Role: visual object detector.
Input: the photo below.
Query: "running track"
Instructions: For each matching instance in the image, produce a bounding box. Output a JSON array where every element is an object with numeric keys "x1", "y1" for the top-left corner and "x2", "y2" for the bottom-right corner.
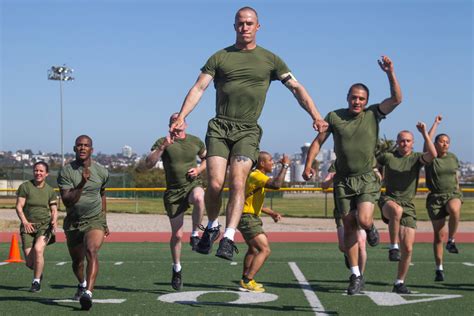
[{"x1": 1, "y1": 232, "x2": 473, "y2": 243}]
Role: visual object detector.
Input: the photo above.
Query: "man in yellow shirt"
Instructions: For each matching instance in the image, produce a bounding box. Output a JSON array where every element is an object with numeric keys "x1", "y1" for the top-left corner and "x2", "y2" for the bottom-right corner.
[{"x1": 238, "y1": 151, "x2": 289, "y2": 293}]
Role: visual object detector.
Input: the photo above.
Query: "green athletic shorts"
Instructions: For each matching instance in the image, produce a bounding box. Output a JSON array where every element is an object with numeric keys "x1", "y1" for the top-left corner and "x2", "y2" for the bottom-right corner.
[
  {"x1": 164, "y1": 180, "x2": 202, "y2": 219},
  {"x1": 378, "y1": 195, "x2": 417, "y2": 229},
  {"x1": 333, "y1": 171, "x2": 381, "y2": 218},
  {"x1": 426, "y1": 191, "x2": 463, "y2": 221},
  {"x1": 238, "y1": 213, "x2": 265, "y2": 241},
  {"x1": 205, "y1": 117, "x2": 262, "y2": 163},
  {"x1": 20, "y1": 220, "x2": 54, "y2": 249},
  {"x1": 63, "y1": 212, "x2": 107, "y2": 248}
]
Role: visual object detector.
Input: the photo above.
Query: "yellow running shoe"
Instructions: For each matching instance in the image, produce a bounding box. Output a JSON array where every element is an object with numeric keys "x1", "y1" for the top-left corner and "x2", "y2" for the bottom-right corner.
[{"x1": 239, "y1": 279, "x2": 265, "y2": 293}]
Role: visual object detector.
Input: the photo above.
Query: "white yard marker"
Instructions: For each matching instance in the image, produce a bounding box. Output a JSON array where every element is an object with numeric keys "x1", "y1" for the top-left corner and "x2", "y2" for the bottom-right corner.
[
  {"x1": 53, "y1": 299, "x2": 126, "y2": 304},
  {"x1": 0, "y1": 262, "x2": 9, "y2": 266},
  {"x1": 230, "y1": 262, "x2": 238, "y2": 266},
  {"x1": 288, "y1": 262, "x2": 328, "y2": 316},
  {"x1": 462, "y1": 262, "x2": 474, "y2": 267},
  {"x1": 56, "y1": 262, "x2": 67, "y2": 266},
  {"x1": 114, "y1": 262, "x2": 124, "y2": 265}
]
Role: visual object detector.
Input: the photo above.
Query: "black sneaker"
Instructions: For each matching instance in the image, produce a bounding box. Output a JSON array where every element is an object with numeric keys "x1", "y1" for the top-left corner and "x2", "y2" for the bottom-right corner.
[
  {"x1": 215, "y1": 237, "x2": 239, "y2": 261},
  {"x1": 389, "y1": 248, "x2": 401, "y2": 262},
  {"x1": 73, "y1": 284, "x2": 87, "y2": 300},
  {"x1": 196, "y1": 226, "x2": 221, "y2": 254},
  {"x1": 446, "y1": 241, "x2": 459, "y2": 254},
  {"x1": 435, "y1": 270, "x2": 445, "y2": 282},
  {"x1": 347, "y1": 274, "x2": 363, "y2": 295},
  {"x1": 29, "y1": 281, "x2": 41, "y2": 293},
  {"x1": 392, "y1": 282, "x2": 411, "y2": 294},
  {"x1": 171, "y1": 269, "x2": 183, "y2": 291},
  {"x1": 79, "y1": 292, "x2": 92, "y2": 311},
  {"x1": 190, "y1": 236, "x2": 200, "y2": 251},
  {"x1": 366, "y1": 225, "x2": 380, "y2": 247},
  {"x1": 344, "y1": 254, "x2": 350, "y2": 270}
]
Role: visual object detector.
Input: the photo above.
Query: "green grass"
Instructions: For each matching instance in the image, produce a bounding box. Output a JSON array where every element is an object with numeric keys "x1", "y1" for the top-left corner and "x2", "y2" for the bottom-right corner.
[
  {"x1": 1, "y1": 194, "x2": 473, "y2": 220},
  {"x1": 0, "y1": 242, "x2": 473, "y2": 315}
]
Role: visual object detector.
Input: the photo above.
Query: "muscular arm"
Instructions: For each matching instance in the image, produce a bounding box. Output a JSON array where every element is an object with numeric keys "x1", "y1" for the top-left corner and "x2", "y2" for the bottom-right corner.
[
  {"x1": 378, "y1": 56, "x2": 403, "y2": 115},
  {"x1": 281, "y1": 74, "x2": 328, "y2": 132},
  {"x1": 49, "y1": 203, "x2": 58, "y2": 231},
  {"x1": 265, "y1": 166, "x2": 288, "y2": 190},
  {"x1": 145, "y1": 147, "x2": 165, "y2": 169},
  {"x1": 417, "y1": 122, "x2": 438, "y2": 164},
  {"x1": 15, "y1": 196, "x2": 35, "y2": 233},
  {"x1": 60, "y1": 179, "x2": 87, "y2": 208},
  {"x1": 303, "y1": 132, "x2": 330, "y2": 180},
  {"x1": 261, "y1": 206, "x2": 282, "y2": 222},
  {"x1": 187, "y1": 150, "x2": 208, "y2": 179},
  {"x1": 424, "y1": 115, "x2": 442, "y2": 152},
  {"x1": 170, "y1": 73, "x2": 213, "y2": 133}
]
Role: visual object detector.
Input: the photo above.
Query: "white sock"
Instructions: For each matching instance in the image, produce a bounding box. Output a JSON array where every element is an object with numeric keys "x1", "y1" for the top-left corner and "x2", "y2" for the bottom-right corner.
[
  {"x1": 350, "y1": 266, "x2": 361, "y2": 277},
  {"x1": 80, "y1": 281, "x2": 87, "y2": 288},
  {"x1": 223, "y1": 228, "x2": 236, "y2": 241},
  {"x1": 207, "y1": 219, "x2": 219, "y2": 229},
  {"x1": 173, "y1": 263, "x2": 182, "y2": 272},
  {"x1": 85, "y1": 290, "x2": 92, "y2": 297},
  {"x1": 395, "y1": 279, "x2": 404, "y2": 285},
  {"x1": 448, "y1": 238, "x2": 455, "y2": 243},
  {"x1": 33, "y1": 278, "x2": 41, "y2": 284},
  {"x1": 390, "y1": 243, "x2": 399, "y2": 250},
  {"x1": 191, "y1": 231, "x2": 199, "y2": 237},
  {"x1": 437, "y1": 264, "x2": 443, "y2": 271}
]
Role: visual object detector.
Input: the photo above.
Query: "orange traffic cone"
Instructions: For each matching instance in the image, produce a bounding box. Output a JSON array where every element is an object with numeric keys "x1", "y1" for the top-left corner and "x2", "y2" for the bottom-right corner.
[{"x1": 5, "y1": 234, "x2": 24, "y2": 263}]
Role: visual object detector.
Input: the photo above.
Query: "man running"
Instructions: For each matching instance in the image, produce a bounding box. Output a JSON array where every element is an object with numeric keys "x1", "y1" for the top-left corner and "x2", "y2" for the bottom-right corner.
[
  {"x1": 303, "y1": 56, "x2": 402, "y2": 295},
  {"x1": 146, "y1": 113, "x2": 206, "y2": 291},
  {"x1": 170, "y1": 6, "x2": 327, "y2": 261}
]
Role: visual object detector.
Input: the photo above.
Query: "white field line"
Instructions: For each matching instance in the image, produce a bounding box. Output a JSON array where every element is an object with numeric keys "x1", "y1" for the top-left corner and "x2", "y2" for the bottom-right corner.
[{"x1": 288, "y1": 262, "x2": 328, "y2": 316}]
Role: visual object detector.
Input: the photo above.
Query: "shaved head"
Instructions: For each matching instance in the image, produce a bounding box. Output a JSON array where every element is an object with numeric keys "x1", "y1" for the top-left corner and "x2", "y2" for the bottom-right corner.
[{"x1": 235, "y1": 6, "x2": 259, "y2": 22}]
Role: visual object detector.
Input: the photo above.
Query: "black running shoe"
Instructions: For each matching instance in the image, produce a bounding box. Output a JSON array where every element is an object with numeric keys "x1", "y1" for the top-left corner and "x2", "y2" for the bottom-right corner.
[
  {"x1": 347, "y1": 274, "x2": 363, "y2": 295},
  {"x1": 435, "y1": 270, "x2": 445, "y2": 282},
  {"x1": 446, "y1": 241, "x2": 459, "y2": 254},
  {"x1": 171, "y1": 269, "x2": 183, "y2": 291},
  {"x1": 366, "y1": 224, "x2": 380, "y2": 247},
  {"x1": 388, "y1": 248, "x2": 401, "y2": 262},
  {"x1": 196, "y1": 226, "x2": 221, "y2": 254},
  {"x1": 29, "y1": 281, "x2": 41, "y2": 293},
  {"x1": 344, "y1": 254, "x2": 350, "y2": 270},
  {"x1": 73, "y1": 284, "x2": 87, "y2": 300},
  {"x1": 392, "y1": 282, "x2": 411, "y2": 294},
  {"x1": 190, "y1": 236, "x2": 200, "y2": 251},
  {"x1": 79, "y1": 292, "x2": 92, "y2": 311},
  {"x1": 215, "y1": 237, "x2": 239, "y2": 261}
]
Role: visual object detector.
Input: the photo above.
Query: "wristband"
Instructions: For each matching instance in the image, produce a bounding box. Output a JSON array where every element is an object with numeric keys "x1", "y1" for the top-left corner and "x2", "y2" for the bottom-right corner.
[{"x1": 282, "y1": 163, "x2": 290, "y2": 169}]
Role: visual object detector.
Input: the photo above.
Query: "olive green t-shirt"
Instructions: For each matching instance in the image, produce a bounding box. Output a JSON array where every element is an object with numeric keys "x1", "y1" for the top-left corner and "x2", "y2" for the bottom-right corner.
[
  {"x1": 326, "y1": 104, "x2": 385, "y2": 177},
  {"x1": 151, "y1": 134, "x2": 206, "y2": 189},
  {"x1": 377, "y1": 151, "x2": 423, "y2": 201},
  {"x1": 201, "y1": 45, "x2": 290, "y2": 123},
  {"x1": 57, "y1": 161, "x2": 109, "y2": 219},
  {"x1": 17, "y1": 180, "x2": 57, "y2": 222},
  {"x1": 426, "y1": 152, "x2": 460, "y2": 193}
]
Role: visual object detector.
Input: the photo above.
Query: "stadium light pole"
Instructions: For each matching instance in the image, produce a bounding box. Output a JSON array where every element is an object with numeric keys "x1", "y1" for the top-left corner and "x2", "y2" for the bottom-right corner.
[{"x1": 47, "y1": 65, "x2": 74, "y2": 166}]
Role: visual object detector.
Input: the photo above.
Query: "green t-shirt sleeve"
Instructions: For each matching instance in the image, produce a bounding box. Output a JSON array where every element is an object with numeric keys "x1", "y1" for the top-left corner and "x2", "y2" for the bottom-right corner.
[
  {"x1": 200, "y1": 52, "x2": 220, "y2": 77},
  {"x1": 57, "y1": 168, "x2": 73, "y2": 190},
  {"x1": 17, "y1": 182, "x2": 28, "y2": 198},
  {"x1": 102, "y1": 169, "x2": 109, "y2": 190},
  {"x1": 324, "y1": 112, "x2": 334, "y2": 134},
  {"x1": 151, "y1": 138, "x2": 165, "y2": 151},
  {"x1": 198, "y1": 138, "x2": 206, "y2": 157},
  {"x1": 367, "y1": 104, "x2": 386, "y2": 122},
  {"x1": 48, "y1": 188, "x2": 58, "y2": 204},
  {"x1": 271, "y1": 54, "x2": 291, "y2": 81},
  {"x1": 376, "y1": 153, "x2": 388, "y2": 165}
]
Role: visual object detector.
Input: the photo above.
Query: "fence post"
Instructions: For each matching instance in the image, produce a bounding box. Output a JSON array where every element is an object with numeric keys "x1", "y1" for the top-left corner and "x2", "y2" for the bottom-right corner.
[{"x1": 135, "y1": 190, "x2": 138, "y2": 213}]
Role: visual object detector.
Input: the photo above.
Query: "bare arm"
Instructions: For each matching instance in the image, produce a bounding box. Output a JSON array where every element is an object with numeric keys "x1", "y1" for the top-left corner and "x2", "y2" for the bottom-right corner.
[
  {"x1": 101, "y1": 188, "x2": 109, "y2": 236},
  {"x1": 265, "y1": 154, "x2": 290, "y2": 190},
  {"x1": 15, "y1": 196, "x2": 36, "y2": 233},
  {"x1": 49, "y1": 203, "x2": 58, "y2": 231},
  {"x1": 417, "y1": 121, "x2": 437, "y2": 164},
  {"x1": 321, "y1": 172, "x2": 336, "y2": 190},
  {"x1": 280, "y1": 73, "x2": 328, "y2": 132},
  {"x1": 60, "y1": 167, "x2": 90, "y2": 208},
  {"x1": 302, "y1": 132, "x2": 330, "y2": 180},
  {"x1": 169, "y1": 73, "x2": 213, "y2": 135},
  {"x1": 377, "y1": 56, "x2": 403, "y2": 115},
  {"x1": 261, "y1": 206, "x2": 282, "y2": 222},
  {"x1": 145, "y1": 135, "x2": 174, "y2": 169},
  {"x1": 187, "y1": 150, "x2": 208, "y2": 179},
  {"x1": 424, "y1": 115, "x2": 442, "y2": 152}
]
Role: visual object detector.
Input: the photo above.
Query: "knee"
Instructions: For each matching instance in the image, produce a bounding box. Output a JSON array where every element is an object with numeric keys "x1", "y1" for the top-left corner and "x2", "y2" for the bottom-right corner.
[
  {"x1": 171, "y1": 231, "x2": 183, "y2": 242},
  {"x1": 434, "y1": 231, "x2": 445, "y2": 243},
  {"x1": 193, "y1": 194, "x2": 205, "y2": 206},
  {"x1": 358, "y1": 218, "x2": 372, "y2": 230},
  {"x1": 261, "y1": 246, "x2": 271, "y2": 257},
  {"x1": 85, "y1": 247, "x2": 99, "y2": 259},
  {"x1": 393, "y1": 207, "x2": 403, "y2": 220}
]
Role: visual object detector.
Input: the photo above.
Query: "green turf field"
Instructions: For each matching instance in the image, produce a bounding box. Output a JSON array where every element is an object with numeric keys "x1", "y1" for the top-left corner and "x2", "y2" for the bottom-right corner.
[{"x1": 1, "y1": 242, "x2": 473, "y2": 315}]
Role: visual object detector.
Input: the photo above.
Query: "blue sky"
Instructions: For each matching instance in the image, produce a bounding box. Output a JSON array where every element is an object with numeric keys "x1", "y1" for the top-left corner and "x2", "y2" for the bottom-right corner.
[{"x1": 1, "y1": 0, "x2": 472, "y2": 161}]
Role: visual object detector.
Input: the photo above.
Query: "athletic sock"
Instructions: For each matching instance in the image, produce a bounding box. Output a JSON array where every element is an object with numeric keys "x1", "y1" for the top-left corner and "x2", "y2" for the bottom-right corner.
[
  {"x1": 437, "y1": 264, "x2": 443, "y2": 271},
  {"x1": 84, "y1": 290, "x2": 92, "y2": 297},
  {"x1": 350, "y1": 266, "x2": 361, "y2": 277},
  {"x1": 390, "y1": 243, "x2": 399, "y2": 250},
  {"x1": 173, "y1": 263, "x2": 182, "y2": 272},
  {"x1": 33, "y1": 278, "x2": 41, "y2": 284},
  {"x1": 395, "y1": 279, "x2": 404, "y2": 285},
  {"x1": 207, "y1": 219, "x2": 219, "y2": 229},
  {"x1": 191, "y1": 230, "x2": 199, "y2": 237},
  {"x1": 80, "y1": 281, "x2": 87, "y2": 288},
  {"x1": 223, "y1": 228, "x2": 236, "y2": 241}
]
